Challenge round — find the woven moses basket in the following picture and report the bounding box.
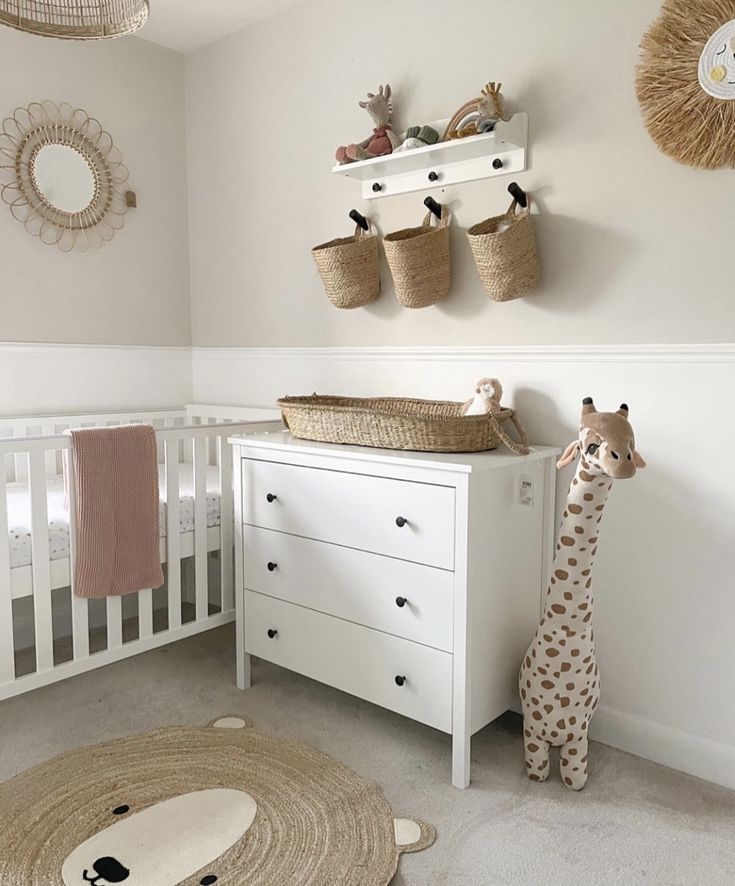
[277,395,529,454]
[311,222,380,308]
[467,197,540,301]
[383,207,451,308]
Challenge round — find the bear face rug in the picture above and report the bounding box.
[0,716,434,885]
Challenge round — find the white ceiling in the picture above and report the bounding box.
[140,0,309,53]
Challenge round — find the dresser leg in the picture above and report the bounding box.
[452,729,471,789]
[237,652,251,690]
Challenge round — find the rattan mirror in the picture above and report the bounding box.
[0,101,129,252]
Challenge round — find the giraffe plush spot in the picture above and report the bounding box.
[532,711,543,721]
[568,504,583,514]
[554,569,569,580]
[546,648,559,657]
[579,471,595,482]
[560,662,571,672]
[551,604,566,614]
[560,536,575,546]
[541,680,554,689]
[583,493,593,501]
[560,697,570,707]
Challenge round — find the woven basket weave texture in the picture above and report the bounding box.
[383,208,451,308]
[278,395,529,454]
[467,198,539,301]
[312,223,381,308]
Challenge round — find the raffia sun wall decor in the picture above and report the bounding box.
[636,0,735,169]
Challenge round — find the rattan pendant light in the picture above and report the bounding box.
[0,0,149,40]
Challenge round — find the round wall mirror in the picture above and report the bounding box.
[31,144,97,215]
[0,101,129,251]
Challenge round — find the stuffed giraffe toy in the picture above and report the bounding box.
[519,397,646,790]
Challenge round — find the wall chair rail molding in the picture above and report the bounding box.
[191,344,735,364]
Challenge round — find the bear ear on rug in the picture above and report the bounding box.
[393,817,436,854]
[208,715,253,729]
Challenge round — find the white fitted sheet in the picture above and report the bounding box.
[6,464,221,571]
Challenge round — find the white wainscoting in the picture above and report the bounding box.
[0,342,192,416]
[192,343,735,790]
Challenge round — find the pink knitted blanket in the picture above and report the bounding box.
[67,425,164,598]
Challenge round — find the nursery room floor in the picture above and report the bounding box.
[1,626,733,886]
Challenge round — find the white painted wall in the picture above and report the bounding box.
[0,28,191,346]
[192,345,735,788]
[185,0,735,348]
[0,343,192,415]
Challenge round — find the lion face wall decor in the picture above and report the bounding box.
[637,0,735,168]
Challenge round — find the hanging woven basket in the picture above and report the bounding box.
[311,222,381,309]
[383,207,451,308]
[0,0,149,39]
[467,197,540,302]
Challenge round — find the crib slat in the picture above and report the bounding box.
[0,466,15,684]
[67,468,90,661]
[42,422,57,476]
[107,595,123,649]
[218,436,234,613]
[29,451,54,673]
[138,588,154,639]
[193,436,208,621]
[165,439,182,630]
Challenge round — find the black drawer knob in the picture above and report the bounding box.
[428,171,439,182]
[266,493,277,503]
[395,675,406,687]
[492,158,503,169]
[395,596,408,608]
[267,561,278,572]
[395,516,407,528]
[267,628,278,639]
[372,182,382,193]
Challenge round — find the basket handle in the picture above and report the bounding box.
[354,220,373,238]
[422,205,450,228]
[506,196,531,219]
[490,410,530,455]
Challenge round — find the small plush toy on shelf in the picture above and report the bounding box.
[444,82,510,140]
[335,84,401,164]
[462,377,503,415]
[393,124,440,153]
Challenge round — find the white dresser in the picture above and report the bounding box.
[230,431,558,788]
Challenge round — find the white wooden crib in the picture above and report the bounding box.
[0,404,281,700]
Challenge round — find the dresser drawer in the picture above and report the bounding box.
[245,591,453,733]
[243,525,454,652]
[241,459,455,570]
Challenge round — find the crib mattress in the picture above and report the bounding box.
[6,465,222,571]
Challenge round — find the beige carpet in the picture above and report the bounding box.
[1,625,734,885]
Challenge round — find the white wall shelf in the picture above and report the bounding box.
[332,112,528,200]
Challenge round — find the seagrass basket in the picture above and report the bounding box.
[467,197,540,301]
[383,207,451,308]
[311,222,380,308]
[277,395,529,454]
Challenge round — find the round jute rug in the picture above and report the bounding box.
[0,717,434,886]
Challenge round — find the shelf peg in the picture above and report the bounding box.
[423,196,443,219]
[349,209,369,231]
[507,181,528,208]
